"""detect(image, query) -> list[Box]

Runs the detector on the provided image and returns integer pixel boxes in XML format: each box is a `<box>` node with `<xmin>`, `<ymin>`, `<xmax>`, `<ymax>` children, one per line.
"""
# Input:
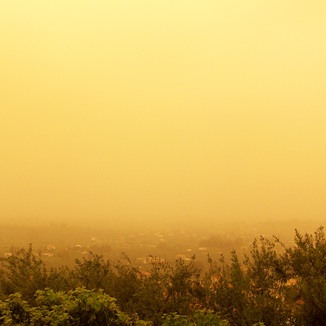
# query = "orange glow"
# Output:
<box><xmin>1</xmin><ymin>1</ymin><xmax>326</xmax><ymax>228</ymax></box>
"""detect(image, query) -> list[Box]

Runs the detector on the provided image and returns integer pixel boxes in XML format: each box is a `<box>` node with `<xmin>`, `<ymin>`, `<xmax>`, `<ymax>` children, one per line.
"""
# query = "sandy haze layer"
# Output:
<box><xmin>1</xmin><ymin>1</ymin><xmax>326</xmax><ymax>229</ymax></box>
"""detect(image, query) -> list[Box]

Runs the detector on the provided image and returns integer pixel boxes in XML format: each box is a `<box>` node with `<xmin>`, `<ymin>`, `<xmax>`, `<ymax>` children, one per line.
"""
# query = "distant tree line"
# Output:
<box><xmin>1</xmin><ymin>227</ymin><xmax>326</xmax><ymax>325</ymax></box>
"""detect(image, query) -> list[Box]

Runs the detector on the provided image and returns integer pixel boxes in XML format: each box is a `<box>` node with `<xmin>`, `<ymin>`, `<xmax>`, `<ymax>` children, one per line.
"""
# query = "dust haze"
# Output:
<box><xmin>1</xmin><ymin>1</ymin><xmax>326</xmax><ymax>236</ymax></box>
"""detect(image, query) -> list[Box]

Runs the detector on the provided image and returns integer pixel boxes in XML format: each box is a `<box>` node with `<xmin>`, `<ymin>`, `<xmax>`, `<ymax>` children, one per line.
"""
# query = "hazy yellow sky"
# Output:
<box><xmin>1</xmin><ymin>1</ymin><xmax>326</xmax><ymax>228</ymax></box>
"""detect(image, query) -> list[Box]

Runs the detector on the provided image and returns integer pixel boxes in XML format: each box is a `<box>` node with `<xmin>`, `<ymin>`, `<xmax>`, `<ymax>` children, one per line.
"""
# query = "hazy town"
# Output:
<box><xmin>0</xmin><ymin>219</ymin><xmax>322</xmax><ymax>269</ymax></box>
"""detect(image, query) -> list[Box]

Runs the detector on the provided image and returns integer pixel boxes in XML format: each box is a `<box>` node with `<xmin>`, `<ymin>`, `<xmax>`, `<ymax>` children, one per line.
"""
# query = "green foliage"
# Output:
<box><xmin>161</xmin><ymin>313</ymin><xmax>190</xmax><ymax>326</ymax></box>
<box><xmin>204</xmin><ymin>250</ymin><xmax>251</xmax><ymax>325</ymax></box>
<box><xmin>0</xmin><ymin>245</ymin><xmax>47</xmax><ymax>301</ymax></box>
<box><xmin>163</xmin><ymin>257</ymin><xmax>203</xmax><ymax>315</ymax></box>
<box><xmin>1</xmin><ymin>227</ymin><xmax>326</xmax><ymax>325</ymax></box>
<box><xmin>0</xmin><ymin>288</ymin><xmax>148</xmax><ymax>325</ymax></box>
<box><xmin>74</xmin><ymin>252</ymin><xmax>113</xmax><ymax>291</ymax></box>
<box><xmin>109</xmin><ymin>254</ymin><xmax>143</xmax><ymax>314</ymax></box>
<box><xmin>46</xmin><ymin>266</ymin><xmax>75</xmax><ymax>293</ymax></box>
<box><xmin>282</xmin><ymin>227</ymin><xmax>326</xmax><ymax>325</ymax></box>
<box><xmin>192</xmin><ymin>310</ymin><xmax>229</xmax><ymax>326</ymax></box>
<box><xmin>205</xmin><ymin>239</ymin><xmax>290</xmax><ymax>326</ymax></box>
<box><xmin>129</xmin><ymin>256</ymin><xmax>205</xmax><ymax>324</ymax></box>
<box><xmin>243</xmin><ymin>237</ymin><xmax>291</xmax><ymax>325</ymax></box>
<box><xmin>0</xmin><ymin>293</ymin><xmax>30</xmax><ymax>325</ymax></box>
<box><xmin>161</xmin><ymin>310</ymin><xmax>229</xmax><ymax>326</ymax></box>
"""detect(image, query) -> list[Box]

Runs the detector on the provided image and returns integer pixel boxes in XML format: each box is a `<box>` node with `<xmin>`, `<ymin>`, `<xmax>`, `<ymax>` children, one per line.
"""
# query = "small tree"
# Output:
<box><xmin>0</xmin><ymin>245</ymin><xmax>47</xmax><ymax>301</ymax></box>
<box><xmin>244</xmin><ymin>237</ymin><xmax>291</xmax><ymax>326</ymax></box>
<box><xmin>73</xmin><ymin>252</ymin><xmax>113</xmax><ymax>291</ymax></box>
<box><xmin>282</xmin><ymin>227</ymin><xmax>326</xmax><ymax>325</ymax></box>
<box><xmin>0</xmin><ymin>288</ymin><xmax>150</xmax><ymax>325</ymax></box>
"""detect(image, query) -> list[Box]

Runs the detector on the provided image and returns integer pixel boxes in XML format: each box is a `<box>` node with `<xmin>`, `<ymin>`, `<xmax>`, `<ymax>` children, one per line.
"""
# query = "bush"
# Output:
<box><xmin>0</xmin><ymin>288</ymin><xmax>149</xmax><ymax>325</ymax></box>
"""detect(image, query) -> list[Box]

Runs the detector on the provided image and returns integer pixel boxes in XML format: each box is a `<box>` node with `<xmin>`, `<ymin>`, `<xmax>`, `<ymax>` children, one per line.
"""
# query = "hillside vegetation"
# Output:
<box><xmin>1</xmin><ymin>227</ymin><xmax>326</xmax><ymax>325</ymax></box>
